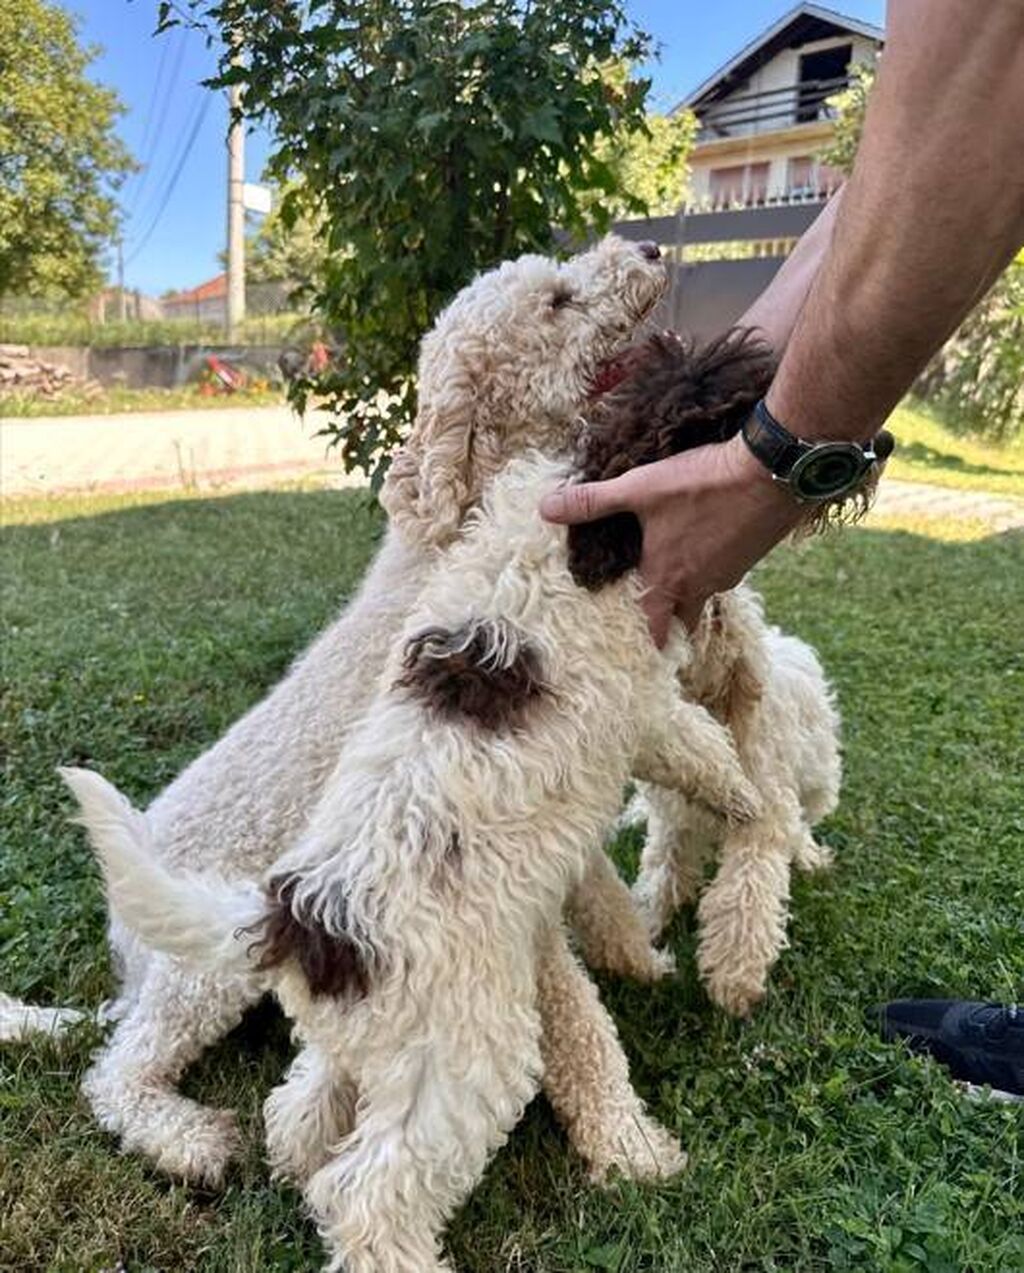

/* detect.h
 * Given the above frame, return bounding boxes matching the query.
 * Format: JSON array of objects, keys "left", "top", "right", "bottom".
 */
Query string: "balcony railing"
[{"left": 695, "top": 75, "right": 851, "bottom": 141}]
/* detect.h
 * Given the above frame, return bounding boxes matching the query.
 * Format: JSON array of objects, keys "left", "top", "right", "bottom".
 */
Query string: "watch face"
[{"left": 789, "top": 443, "right": 868, "bottom": 502}]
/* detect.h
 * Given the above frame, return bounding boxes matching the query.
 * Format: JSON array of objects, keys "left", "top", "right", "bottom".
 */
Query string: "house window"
[
  {"left": 796, "top": 44, "right": 852, "bottom": 122},
  {"left": 787, "top": 156, "right": 846, "bottom": 198},
  {"left": 787, "top": 156, "right": 815, "bottom": 194},
  {"left": 708, "top": 161, "right": 770, "bottom": 207}
]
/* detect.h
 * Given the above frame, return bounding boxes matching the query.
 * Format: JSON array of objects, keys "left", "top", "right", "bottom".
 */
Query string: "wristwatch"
[{"left": 742, "top": 398, "right": 894, "bottom": 504}]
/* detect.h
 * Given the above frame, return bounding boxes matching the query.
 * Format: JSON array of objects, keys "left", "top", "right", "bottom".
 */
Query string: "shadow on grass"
[{"left": 896, "top": 439, "right": 1021, "bottom": 482}]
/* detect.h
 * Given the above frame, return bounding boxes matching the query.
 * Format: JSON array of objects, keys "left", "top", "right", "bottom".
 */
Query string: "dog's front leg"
[
  {"left": 634, "top": 699, "right": 761, "bottom": 827},
  {"left": 566, "top": 852, "right": 676, "bottom": 982},
  {"left": 696, "top": 789, "right": 801, "bottom": 1018},
  {"left": 536, "top": 924, "right": 686, "bottom": 1183},
  {"left": 631, "top": 782, "right": 719, "bottom": 941}
]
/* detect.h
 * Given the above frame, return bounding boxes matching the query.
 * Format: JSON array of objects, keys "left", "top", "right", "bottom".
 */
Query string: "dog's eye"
[{"left": 550, "top": 287, "right": 575, "bottom": 310}]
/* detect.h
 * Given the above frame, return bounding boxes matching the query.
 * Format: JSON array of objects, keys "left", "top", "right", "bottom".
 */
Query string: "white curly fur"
[
  {"left": 601, "top": 584, "right": 842, "bottom": 1018},
  {"left": 4, "top": 238, "right": 675, "bottom": 1188},
  {"left": 86, "top": 452, "right": 759, "bottom": 1272}
]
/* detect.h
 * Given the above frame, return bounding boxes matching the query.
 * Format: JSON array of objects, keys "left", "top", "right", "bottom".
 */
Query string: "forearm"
[{"left": 769, "top": 0, "right": 1024, "bottom": 441}]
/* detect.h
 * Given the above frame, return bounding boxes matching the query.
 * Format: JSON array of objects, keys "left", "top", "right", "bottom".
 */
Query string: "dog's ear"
[
  {"left": 380, "top": 388, "right": 502, "bottom": 546},
  {"left": 396, "top": 616, "right": 547, "bottom": 730}
]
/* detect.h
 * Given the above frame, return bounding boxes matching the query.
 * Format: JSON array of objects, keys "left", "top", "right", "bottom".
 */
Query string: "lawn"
[
  {"left": 1, "top": 383, "right": 286, "bottom": 419},
  {"left": 1, "top": 486, "right": 1022, "bottom": 1272},
  {"left": 886, "top": 402, "right": 1024, "bottom": 498}
]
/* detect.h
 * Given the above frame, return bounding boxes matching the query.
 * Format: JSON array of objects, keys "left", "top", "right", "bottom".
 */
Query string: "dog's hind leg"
[
  {"left": 82, "top": 956, "right": 261, "bottom": 1186},
  {"left": 305, "top": 1004, "right": 539, "bottom": 1273},
  {"left": 566, "top": 853, "right": 675, "bottom": 982},
  {"left": 536, "top": 926, "right": 686, "bottom": 1183},
  {"left": 264, "top": 1045, "right": 357, "bottom": 1186}
]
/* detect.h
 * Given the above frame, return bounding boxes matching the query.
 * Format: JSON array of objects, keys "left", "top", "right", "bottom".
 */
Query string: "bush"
[
  {"left": 0, "top": 312, "right": 306, "bottom": 348},
  {"left": 916, "top": 256, "right": 1024, "bottom": 444}
]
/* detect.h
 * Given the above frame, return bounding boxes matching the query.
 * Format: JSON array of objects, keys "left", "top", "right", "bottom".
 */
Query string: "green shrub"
[
  {"left": 0, "top": 312, "right": 306, "bottom": 348},
  {"left": 916, "top": 256, "right": 1024, "bottom": 444}
]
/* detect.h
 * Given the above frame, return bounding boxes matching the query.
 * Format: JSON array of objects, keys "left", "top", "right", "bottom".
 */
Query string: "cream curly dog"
[
  {"left": 563, "top": 330, "right": 847, "bottom": 1017},
  {"left": 6, "top": 237, "right": 676, "bottom": 1187},
  {"left": 71, "top": 450, "right": 759, "bottom": 1273}
]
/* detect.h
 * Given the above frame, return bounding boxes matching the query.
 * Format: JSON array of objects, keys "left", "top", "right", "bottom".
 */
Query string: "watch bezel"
[{"left": 782, "top": 441, "right": 873, "bottom": 504}]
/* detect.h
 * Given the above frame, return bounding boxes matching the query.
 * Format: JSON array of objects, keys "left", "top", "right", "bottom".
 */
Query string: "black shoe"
[{"left": 880, "top": 1000, "right": 1024, "bottom": 1096}]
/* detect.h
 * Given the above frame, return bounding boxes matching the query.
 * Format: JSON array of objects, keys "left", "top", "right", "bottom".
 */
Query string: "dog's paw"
[
  {"left": 792, "top": 834, "right": 833, "bottom": 874},
  {"left": 702, "top": 965, "right": 767, "bottom": 1019},
  {"left": 721, "top": 774, "right": 763, "bottom": 827},
  {"left": 147, "top": 1106, "right": 241, "bottom": 1188},
  {"left": 587, "top": 1114, "right": 688, "bottom": 1185}
]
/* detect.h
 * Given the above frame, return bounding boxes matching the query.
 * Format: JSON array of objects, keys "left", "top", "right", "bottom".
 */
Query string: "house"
[
  {"left": 161, "top": 273, "right": 229, "bottom": 324},
  {"left": 675, "top": 4, "right": 884, "bottom": 209}
]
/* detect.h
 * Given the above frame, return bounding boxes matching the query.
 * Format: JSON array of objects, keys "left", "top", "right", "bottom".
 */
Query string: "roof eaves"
[{"left": 670, "top": 2, "right": 884, "bottom": 115}]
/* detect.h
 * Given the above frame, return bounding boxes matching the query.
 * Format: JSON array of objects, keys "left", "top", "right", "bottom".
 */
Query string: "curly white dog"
[
  {"left": 70, "top": 451, "right": 759, "bottom": 1273},
  {"left": 4, "top": 236, "right": 679, "bottom": 1188}
]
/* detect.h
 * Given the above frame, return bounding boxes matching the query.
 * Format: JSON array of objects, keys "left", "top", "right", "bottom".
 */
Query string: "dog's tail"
[{"left": 59, "top": 766, "right": 264, "bottom": 975}]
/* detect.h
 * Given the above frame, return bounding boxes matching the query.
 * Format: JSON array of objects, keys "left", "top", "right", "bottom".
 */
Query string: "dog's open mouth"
[{"left": 588, "top": 354, "right": 633, "bottom": 398}]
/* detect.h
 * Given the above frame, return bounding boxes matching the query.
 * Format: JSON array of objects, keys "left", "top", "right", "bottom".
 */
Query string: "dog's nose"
[{"left": 637, "top": 240, "right": 661, "bottom": 261}]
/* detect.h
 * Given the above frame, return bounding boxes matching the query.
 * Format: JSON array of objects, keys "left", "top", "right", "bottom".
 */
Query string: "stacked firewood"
[{"left": 0, "top": 345, "right": 101, "bottom": 399}]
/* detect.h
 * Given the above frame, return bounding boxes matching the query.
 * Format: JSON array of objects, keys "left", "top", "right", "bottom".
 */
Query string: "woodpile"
[{"left": 0, "top": 345, "right": 101, "bottom": 399}]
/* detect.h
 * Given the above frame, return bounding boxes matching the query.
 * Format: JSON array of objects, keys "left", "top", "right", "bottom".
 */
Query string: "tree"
[
  {"left": 163, "top": 0, "right": 662, "bottom": 481},
  {"left": 0, "top": 0, "right": 135, "bottom": 299},
  {"left": 821, "top": 65, "right": 1022, "bottom": 441},
  {"left": 243, "top": 183, "right": 328, "bottom": 289},
  {"left": 601, "top": 110, "right": 696, "bottom": 217}
]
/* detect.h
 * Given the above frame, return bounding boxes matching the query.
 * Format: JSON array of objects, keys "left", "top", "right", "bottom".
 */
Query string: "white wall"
[{"left": 699, "top": 33, "right": 879, "bottom": 140}]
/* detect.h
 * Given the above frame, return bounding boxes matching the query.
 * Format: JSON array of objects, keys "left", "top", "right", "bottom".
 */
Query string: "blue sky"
[{"left": 71, "top": 0, "right": 885, "bottom": 296}]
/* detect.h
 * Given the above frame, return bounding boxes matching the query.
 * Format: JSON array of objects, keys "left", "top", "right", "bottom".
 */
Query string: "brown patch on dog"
[
  {"left": 568, "top": 329, "right": 775, "bottom": 589},
  {"left": 245, "top": 877, "right": 370, "bottom": 1000},
  {"left": 397, "top": 619, "right": 546, "bottom": 730}
]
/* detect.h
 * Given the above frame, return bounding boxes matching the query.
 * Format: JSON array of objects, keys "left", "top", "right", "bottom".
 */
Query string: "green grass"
[
  {"left": 2, "top": 489, "right": 1022, "bottom": 1272},
  {"left": 886, "top": 402, "right": 1024, "bottom": 497},
  {"left": 1, "top": 384, "right": 286, "bottom": 419}
]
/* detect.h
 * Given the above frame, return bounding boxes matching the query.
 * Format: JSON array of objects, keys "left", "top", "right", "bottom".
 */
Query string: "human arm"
[{"left": 542, "top": 0, "right": 1024, "bottom": 642}]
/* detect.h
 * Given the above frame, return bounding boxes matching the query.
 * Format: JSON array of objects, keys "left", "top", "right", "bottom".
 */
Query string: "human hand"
[{"left": 541, "top": 433, "right": 802, "bottom": 645}]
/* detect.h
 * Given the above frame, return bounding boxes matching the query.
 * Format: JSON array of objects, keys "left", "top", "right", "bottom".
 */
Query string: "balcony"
[{"left": 694, "top": 76, "right": 851, "bottom": 143}]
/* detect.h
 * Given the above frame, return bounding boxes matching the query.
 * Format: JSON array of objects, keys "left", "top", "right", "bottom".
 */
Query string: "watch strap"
[{"left": 742, "top": 398, "right": 809, "bottom": 478}]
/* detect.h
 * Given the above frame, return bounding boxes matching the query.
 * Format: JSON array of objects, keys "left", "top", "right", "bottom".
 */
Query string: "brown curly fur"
[
  {"left": 567, "top": 329, "right": 775, "bottom": 589},
  {"left": 247, "top": 877, "right": 371, "bottom": 1000},
  {"left": 396, "top": 619, "right": 547, "bottom": 731}
]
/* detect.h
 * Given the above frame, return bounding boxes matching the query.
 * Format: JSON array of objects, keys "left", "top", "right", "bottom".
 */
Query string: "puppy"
[
  {"left": 71, "top": 449, "right": 759, "bottom": 1273},
  {"left": 566, "top": 329, "right": 849, "bottom": 1016}
]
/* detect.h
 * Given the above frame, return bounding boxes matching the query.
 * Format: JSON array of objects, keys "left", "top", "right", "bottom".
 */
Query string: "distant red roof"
[{"left": 165, "top": 273, "right": 227, "bottom": 305}]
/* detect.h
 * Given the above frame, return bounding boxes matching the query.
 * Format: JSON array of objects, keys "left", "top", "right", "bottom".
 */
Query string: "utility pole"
[
  {"left": 226, "top": 69, "right": 245, "bottom": 342},
  {"left": 117, "top": 236, "right": 127, "bottom": 322}
]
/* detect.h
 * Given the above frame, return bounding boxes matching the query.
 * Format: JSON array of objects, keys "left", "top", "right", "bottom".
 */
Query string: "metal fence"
[{"left": 611, "top": 198, "right": 829, "bottom": 340}]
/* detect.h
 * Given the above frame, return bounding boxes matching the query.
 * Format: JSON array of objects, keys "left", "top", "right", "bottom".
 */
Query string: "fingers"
[{"left": 539, "top": 475, "right": 632, "bottom": 526}]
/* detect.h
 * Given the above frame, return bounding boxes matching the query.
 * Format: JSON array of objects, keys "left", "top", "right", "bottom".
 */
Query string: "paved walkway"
[
  {"left": 0, "top": 405, "right": 354, "bottom": 498},
  {"left": 2, "top": 409, "right": 1022, "bottom": 534},
  {"left": 870, "top": 477, "right": 1024, "bottom": 533}
]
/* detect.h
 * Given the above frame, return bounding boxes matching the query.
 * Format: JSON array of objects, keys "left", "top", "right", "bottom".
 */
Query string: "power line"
[
  {"left": 132, "top": 27, "right": 171, "bottom": 174},
  {"left": 127, "top": 26, "right": 190, "bottom": 217},
  {"left": 125, "top": 90, "right": 213, "bottom": 266}
]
